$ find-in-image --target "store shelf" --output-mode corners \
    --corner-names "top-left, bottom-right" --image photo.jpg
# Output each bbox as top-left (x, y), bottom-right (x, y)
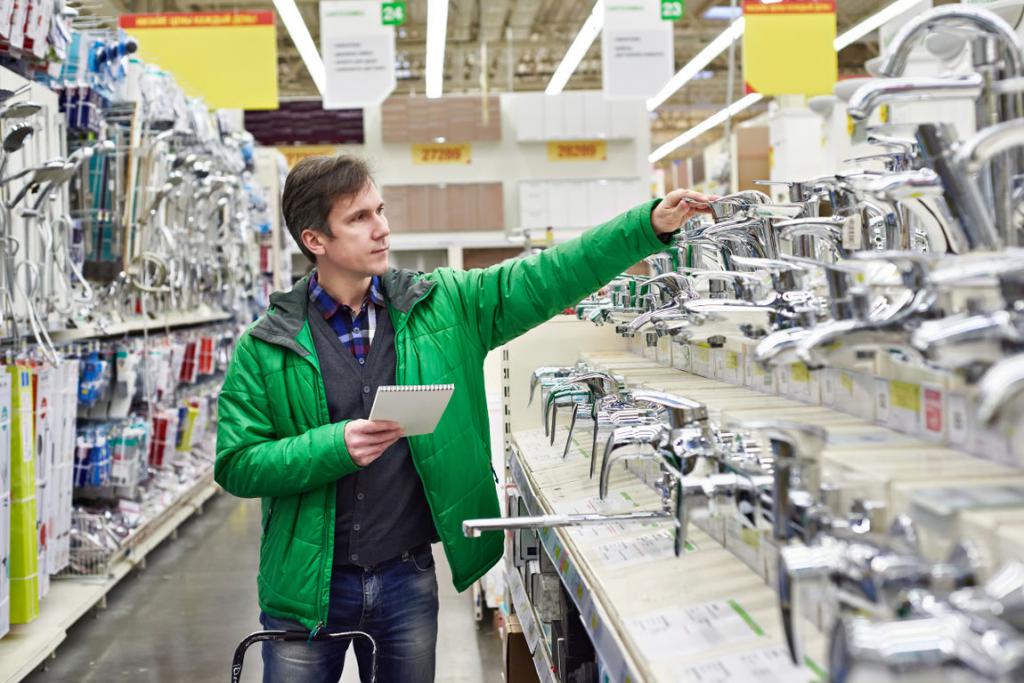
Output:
top-left (504, 559), bottom-right (559, 683)
top-left (49, 309), bottom-right (233, 344)
top-left (507, 426), bottom-right (829, 683)
top-left (388, 231), bottom-right (524, 251)
top-left (0, 471), bottom-right (220, 683)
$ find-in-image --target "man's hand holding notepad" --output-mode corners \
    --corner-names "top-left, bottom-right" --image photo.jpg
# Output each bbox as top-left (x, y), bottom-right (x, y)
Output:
top-left (367, 384), bottom-right (455, 436)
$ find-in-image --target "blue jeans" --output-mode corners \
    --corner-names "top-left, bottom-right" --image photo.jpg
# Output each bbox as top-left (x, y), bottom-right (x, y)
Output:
top-left (260, 544), bottom-right (439, 683)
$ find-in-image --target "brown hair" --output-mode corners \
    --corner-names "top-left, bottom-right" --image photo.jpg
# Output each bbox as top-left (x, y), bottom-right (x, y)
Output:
top-left (281, 155), bottom-right (374, 262)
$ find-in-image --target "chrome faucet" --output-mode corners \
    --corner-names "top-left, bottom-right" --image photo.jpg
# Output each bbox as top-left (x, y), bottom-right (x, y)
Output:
top-left (847, 73), bottom-right (985, 123)
top-left (977, 353), bottom-right (1024, 429)
top-left (829, 563), bottom-right (1024, 682)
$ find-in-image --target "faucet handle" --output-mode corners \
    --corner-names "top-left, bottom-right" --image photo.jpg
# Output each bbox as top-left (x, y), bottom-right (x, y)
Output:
top-left (631, 389), bottom-right (709, 428)
top-left (778, 541), bottom-right (847, 663)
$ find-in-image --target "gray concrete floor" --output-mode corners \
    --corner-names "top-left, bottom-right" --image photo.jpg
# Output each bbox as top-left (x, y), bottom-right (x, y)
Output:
top-left (26, 493), bottom-right (503, 682)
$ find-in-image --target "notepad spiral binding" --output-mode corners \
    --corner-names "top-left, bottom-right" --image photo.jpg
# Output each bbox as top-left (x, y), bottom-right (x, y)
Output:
top-left (378, 384), bottom-right (454, 392)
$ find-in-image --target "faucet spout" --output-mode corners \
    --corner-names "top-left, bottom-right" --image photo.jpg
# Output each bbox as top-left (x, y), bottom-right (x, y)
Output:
top-left (877, 5), bottom-right (1024, 79)
top-left (847, 74), bottom-right (984, 122)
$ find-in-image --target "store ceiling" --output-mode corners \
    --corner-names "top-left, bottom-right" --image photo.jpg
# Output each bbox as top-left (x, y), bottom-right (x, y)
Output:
top-left (74, 1), bottom-right (941, 153)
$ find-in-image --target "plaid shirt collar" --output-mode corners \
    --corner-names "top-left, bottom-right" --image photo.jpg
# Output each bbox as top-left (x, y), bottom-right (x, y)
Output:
top-left (308, 272), bottom-right (384, 319)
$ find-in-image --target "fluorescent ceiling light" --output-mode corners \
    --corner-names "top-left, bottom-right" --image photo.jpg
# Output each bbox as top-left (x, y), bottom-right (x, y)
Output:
top-left (426, 0), bottom-right (449, 98)
top-left (703, 6), bottom-right (743, 21)
top-left (649, 93), bottom-right (764, 163)
top-left (546, 0), bottom-right (605, 95)
top-left (647, 17), bottom-right (745, 111)
top-left (834, 0), bottom-right (922, 51)
top-left (273, 0), bottom-right (325, 95)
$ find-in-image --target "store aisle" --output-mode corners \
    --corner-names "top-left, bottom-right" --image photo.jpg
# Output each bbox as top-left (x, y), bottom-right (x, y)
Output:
top-left (26, 494), bottom-right (503, 683)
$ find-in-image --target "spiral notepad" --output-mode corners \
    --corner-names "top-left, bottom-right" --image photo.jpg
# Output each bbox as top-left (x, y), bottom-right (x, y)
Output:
top-left (367, 384), bottom-right (455, 436)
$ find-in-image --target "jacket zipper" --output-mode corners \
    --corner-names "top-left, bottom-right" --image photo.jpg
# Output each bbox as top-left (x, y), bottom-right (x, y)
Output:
top-left (262, 502), bottom-right (274, 535)
top-left (314, 373), bottom-right (332, 629)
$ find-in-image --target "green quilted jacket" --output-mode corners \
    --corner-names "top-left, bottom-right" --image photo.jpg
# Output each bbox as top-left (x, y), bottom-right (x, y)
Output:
top-left (215, 199), bottom-right (667, 631)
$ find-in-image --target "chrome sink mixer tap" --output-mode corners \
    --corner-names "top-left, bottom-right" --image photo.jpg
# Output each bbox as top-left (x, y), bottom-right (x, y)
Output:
top-left (825, 562), bottom-right (1024, 682)
top-left (756, 419), bottom-right (984, 671)
top-left (462, 392), bottom-right (709, 557)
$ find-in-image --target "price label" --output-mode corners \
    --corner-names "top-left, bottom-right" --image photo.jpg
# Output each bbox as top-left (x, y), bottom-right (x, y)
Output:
top-left (381, 1), bottom-right (407, 26)
top-left (842, 214), bottom-right (863, 250)
top-left (412, 143), bottom-right (472, 165)
top-left (790, 363), bottom-right (811, 385)
top-left (890, 380), bottom-right (921, 413)
top-left (547, 140), bottom-right (607, 162)
top-left (661, 0), bottom-right (684, 20)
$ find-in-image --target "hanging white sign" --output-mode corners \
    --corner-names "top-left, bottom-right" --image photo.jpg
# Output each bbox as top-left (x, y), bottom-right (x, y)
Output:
top-left (320, 0), bottom-right (396, 109)
top-left (601, 0), bottom-right (675, 100)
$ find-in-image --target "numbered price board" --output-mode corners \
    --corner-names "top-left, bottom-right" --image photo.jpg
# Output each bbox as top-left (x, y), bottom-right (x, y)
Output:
top-left (661, 0), bottom-right (684, 20)
top-left (412, 143), bottom-right (472, 165)
top-left (547, 140), bottom-right (607, 162)
top-left (381, 1), bottom-right (407, 26)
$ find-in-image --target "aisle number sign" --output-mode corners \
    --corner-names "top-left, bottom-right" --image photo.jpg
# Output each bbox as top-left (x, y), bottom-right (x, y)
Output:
top-left (742, 1), bottom-right (836, 96)
top-left (547, 140), bottom-right (608, 162)
top-left (278, 145), bottom-right (338, 169)
top-left (661, 0), bottom-right (684, 20)
top-left (381, 2), bottom-right (407, 26)
top-left (119, 11), bottom-right (278, 109)
top-left (412, 143), bottom-right (472, 165)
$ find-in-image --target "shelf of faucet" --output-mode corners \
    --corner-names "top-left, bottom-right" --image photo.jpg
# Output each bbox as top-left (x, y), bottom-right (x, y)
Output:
top-left (508, 429), bottom-right (830, 682)
top-left (576, 350), bottom-right (1024, 572)
top-left (48, 308), bottom-right (233, 343)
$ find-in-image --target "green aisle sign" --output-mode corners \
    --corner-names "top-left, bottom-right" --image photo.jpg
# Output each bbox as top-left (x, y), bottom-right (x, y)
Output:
top-left (661, 0), bottom-right (684, 20)
top-left (382, 1), bottom-right (407, 26)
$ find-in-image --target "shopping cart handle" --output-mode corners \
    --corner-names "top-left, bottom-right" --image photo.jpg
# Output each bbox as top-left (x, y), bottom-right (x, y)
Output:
top-left (230, 628), bottom-right (378, 683)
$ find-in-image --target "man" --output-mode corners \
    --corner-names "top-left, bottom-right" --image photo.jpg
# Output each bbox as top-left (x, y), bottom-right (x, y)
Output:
top-left (215, 154), bottom-right (715, 682)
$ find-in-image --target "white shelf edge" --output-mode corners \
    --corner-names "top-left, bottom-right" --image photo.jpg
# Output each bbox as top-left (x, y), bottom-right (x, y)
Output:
top-left (48, 310), bottom-right (233, 344)
top-left (0, 473), bottom-right (220, 683)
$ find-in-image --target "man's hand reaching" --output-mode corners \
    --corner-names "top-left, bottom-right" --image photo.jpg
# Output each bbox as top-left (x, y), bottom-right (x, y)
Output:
top-left (651, 188), bottom-right (720, 235)
top-left (344, 419), bottom-right (404, 467)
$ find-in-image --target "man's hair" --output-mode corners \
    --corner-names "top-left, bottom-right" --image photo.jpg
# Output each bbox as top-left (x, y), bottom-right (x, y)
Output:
top-left (281, 155), bottom-right (374, 262)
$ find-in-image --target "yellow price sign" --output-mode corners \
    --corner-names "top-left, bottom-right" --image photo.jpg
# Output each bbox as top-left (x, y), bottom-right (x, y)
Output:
top-left (412, 143), bottom-right (472, 165)
top-left (725, 351), bottom-right (740, 371)
top-left (790, 363), bottom-right (811, 385)
top-left (743, 1), bottom-right (837, 97)
top-left (120, 11), bottom-right (278, 109)
top-left (278, 144), bottom-right (337, 169)
top-left (890, 381), bottom-right (921, 413)
top-left (547, 140), bottom-right (608, 162)
top-left (695, 343), bottom-right (711, 364)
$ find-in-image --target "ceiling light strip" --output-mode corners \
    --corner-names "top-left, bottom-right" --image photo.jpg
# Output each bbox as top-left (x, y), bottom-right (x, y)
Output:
top-left (273, 0), bottom-right (325, 95)
top-left (647, 17), bottom-right (745, 111)
top-left (426, 0), bottom-right (450, 98)
top-left (648, 92), bottom-right (764, 163)
top-left (546, 0), bottom-right (605, 96)
top-left (833, 0), bottom-right (923, 50)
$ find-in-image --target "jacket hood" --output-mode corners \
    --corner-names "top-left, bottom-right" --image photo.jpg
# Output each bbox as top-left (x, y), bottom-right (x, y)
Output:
top-left (250, 268), bottom-right (435, 356)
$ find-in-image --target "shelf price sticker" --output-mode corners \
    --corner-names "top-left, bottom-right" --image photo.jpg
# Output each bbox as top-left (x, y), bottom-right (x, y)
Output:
top-left (743, 0), bottom-right (837, 97)
top-left (412, 143), bottom-right (471, 165)
top-left (547, 140), bottom-right (607, 162)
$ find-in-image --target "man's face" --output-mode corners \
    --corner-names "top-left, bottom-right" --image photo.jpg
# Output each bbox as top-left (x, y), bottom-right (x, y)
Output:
top-left (305, 182), bottom-right (390, 277)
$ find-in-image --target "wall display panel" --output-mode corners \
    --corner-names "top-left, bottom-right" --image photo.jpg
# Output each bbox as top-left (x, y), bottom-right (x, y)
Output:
top-left (511, 91), bottom-right (644, 142)
top-left (518, 179), bottom-right (646, 229)
top-left (381, 96), bottom-right (501, 143)
top-left (244, 102), bottom-right (364, 145)
top-left (383, 183), bottom-right (505, 232)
